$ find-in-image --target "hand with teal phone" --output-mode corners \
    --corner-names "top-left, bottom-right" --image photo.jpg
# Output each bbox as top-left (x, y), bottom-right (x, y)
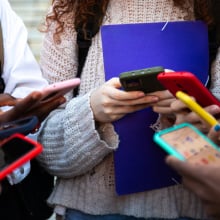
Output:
top-left (153, 123), bottom-right (220, 162)
top-left (154, 92), bottom-right (220, 163)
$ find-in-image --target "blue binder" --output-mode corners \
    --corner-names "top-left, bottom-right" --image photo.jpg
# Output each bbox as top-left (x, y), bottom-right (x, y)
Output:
top-left (101, 21), bottom-right (209, 195)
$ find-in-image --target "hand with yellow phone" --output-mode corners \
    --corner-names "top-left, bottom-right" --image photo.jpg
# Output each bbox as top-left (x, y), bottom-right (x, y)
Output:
top-left (176, 91), bottom-right (219, 127)
top-left (168, 91), bottom-right (220, 133)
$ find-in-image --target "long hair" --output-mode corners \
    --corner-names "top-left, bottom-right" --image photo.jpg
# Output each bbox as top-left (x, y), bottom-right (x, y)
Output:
top-left (42, 0), bottom-right (215, 44)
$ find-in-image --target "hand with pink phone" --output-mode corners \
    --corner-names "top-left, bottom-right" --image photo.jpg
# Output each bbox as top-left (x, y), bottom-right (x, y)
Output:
top-left (40, 78), bottom-right (81, 103)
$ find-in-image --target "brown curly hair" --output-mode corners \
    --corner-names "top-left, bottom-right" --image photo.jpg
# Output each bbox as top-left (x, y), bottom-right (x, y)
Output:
top-left (42, 0), bottom-right (215, 44)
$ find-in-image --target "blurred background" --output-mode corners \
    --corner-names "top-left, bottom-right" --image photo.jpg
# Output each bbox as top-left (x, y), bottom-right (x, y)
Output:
top-left (9, 0), bottom-right (49, 61)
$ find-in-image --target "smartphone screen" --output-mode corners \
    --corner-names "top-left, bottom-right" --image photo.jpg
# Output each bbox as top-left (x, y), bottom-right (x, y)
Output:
top-left (0, 137), bottom-right (35, 171)
top-left (154, 123), bottom-right (220, 164)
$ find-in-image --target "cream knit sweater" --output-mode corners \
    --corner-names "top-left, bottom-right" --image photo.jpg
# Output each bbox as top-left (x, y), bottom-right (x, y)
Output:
top-left (38, 0), bottom-right (220, 218)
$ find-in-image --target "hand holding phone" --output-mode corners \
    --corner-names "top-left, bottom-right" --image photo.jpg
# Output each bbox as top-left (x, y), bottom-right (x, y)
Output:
top-left (176, 91), bottom-right (219, 126)
top-left (153, 123), bottom-right (220, 164)
top-left (119, 66), bottom-right (165, 93)
top-left (0, 133), bottom-right (43, 180)
top-left (39, 78), bottom-right (80, 102)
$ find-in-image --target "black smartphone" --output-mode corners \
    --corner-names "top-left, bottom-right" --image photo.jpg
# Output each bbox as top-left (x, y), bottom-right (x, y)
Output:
top-left (0, 116), bottom-right (39, 139)
top-left (119, 66), bottom-right (165, 93)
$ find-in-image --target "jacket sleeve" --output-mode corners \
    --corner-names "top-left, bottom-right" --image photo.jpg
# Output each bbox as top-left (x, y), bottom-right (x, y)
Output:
top-left (0, 0), bottom-right (48, 99)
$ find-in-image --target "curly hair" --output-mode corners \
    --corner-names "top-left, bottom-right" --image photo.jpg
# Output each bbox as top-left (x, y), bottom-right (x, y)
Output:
top-left (42, 0), bottom-right (215, 44)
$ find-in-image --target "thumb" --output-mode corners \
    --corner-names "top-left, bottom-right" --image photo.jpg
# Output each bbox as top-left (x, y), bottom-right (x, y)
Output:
top-left (106, 77), bottom-right (121, 89)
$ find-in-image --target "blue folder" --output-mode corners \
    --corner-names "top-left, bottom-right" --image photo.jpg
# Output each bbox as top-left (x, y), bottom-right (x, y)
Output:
top-left (101, 21), bottom-right (209, 195)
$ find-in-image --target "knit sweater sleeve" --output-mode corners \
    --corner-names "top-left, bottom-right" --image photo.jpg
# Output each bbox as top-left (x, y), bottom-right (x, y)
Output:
top-left (37, 93), bottom-right (118, 178)
top-left (37, 21), bottom-right (119, 178)
top-left (210, 47), bottom-right (220, 100)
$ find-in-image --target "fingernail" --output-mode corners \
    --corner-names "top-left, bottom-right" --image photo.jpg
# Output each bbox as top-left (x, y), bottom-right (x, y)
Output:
top-left (214, 124), bottom-right (220, 132)
top-left (137, 92), bottom-right (145, 97)
top-left (59, 97), bottom-right (66, 104)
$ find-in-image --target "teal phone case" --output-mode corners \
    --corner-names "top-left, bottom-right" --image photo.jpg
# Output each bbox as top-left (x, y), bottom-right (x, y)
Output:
top-left (153, 122), bottom-right (219, 160)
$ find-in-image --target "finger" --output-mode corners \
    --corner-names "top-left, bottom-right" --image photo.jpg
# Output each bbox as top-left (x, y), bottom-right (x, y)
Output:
top-left (102, 86), bottom-right (159, 105)
top-left (204, 105), bottom-right (220, 117)
top-left (184, 105), bottom-right (220, 124)
top-left (207, 124), bottom-right (220, 144)
top-left (25, 96), bottom-right (66, 122)
top-left (11, 92), bottom-right (42, 113)
top-left (104, 103), bottom-right (150, 115)
top-left (148, 90), bottom-right (174, 100)
top-left (170, 99), bottom-right (188, 112)
top-left (0, 93), bottom-right (17, 106)
top-left (0, 92), bottom-right (43, 122)
top-left (105, 77), bottom-right (122, 89)
top-left (165, 156), bottom-right (200, 179)
top-left (202, 202), bottom-right (220, 219)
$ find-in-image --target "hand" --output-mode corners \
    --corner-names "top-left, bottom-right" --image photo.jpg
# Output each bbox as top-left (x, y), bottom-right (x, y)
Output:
top-left (0, 91), bottom-right (66, 123)
top-left (166, 156), bottom-right (220, 219)
top-left (90, 77), bottom-right (159, 123)
top-left (170, 98), bottom-right (220, 132)
top-left (0, 93), bottom-right (18, 107)
top-left (151, 90), bottom-right (177, 128)
top-left (207, 124), bottom-right (220, 145)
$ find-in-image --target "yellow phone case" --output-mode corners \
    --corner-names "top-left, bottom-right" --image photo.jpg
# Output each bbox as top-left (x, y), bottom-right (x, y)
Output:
top-left (176, 91), bottom-right (218, 126)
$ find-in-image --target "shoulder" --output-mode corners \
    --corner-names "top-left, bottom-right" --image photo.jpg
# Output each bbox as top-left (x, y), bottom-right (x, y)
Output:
top-left (0, 0), bottom-right (15, 20)
top-left (0, 0), bottom-right (28, 46)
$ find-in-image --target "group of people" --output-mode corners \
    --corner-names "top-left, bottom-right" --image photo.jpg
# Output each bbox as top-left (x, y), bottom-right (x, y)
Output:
top-left (0, 0), bottom-right (220, 220)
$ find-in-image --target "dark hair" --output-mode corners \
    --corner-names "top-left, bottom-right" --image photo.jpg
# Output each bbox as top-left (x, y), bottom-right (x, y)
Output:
top-left (42, 0), bottom-right (215, 44)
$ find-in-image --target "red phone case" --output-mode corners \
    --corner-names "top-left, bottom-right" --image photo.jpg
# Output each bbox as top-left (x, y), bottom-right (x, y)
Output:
top-left (157, 71), bottom-right (220, 107)
top-left (0, 133), bottom-right (43, 180)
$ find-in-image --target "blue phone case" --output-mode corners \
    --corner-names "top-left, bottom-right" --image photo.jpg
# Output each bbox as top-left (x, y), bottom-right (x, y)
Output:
top-left (0, 116), bottom-right (38, 139)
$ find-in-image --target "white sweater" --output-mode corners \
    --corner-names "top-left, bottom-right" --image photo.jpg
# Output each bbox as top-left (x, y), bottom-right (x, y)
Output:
top-left (38, 0), bottom-right (220, 218)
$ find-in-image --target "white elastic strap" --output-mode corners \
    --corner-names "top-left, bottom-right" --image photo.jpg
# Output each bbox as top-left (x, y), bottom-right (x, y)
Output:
top-left (7, 161), bottom-right (31, 185)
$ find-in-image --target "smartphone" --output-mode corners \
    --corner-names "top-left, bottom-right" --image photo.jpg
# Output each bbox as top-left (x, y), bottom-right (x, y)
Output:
top-left (157, 71), bottom-right (220, 107)
top-left (0, 133), bottom-right (43, 180)
top-left (119, 66), bottom-right (165, 93)
top-left (176, 91), bottom-right (219, 126)
top-left (153, 123), bottom-right (220, 164)
top-left (40, 78), bottom-right (80, 102)
top-left (0, 116), bottom-right (39, 139)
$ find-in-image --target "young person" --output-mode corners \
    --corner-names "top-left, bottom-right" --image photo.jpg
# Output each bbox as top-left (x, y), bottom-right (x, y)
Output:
top-left (0, 0), bottom-right (66, 219)
top-left (38, 1), bottom-right (219, 219)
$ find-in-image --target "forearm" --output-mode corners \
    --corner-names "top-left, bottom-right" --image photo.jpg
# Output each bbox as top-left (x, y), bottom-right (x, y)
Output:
top-left (37, 93), bottom-right (118, 178)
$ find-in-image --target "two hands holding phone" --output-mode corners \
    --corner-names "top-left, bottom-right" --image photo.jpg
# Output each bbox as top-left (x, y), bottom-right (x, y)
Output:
top-left (90, 67), bottom-right (175, 123)
top-left (99, 66), bottom-right (220, 219)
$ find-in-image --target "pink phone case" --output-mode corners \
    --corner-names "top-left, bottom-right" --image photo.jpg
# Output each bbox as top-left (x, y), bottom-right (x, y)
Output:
top-left (40, 78), bottom-right (81, 102)
top-left (157, 71), bottom-right (220, 107)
